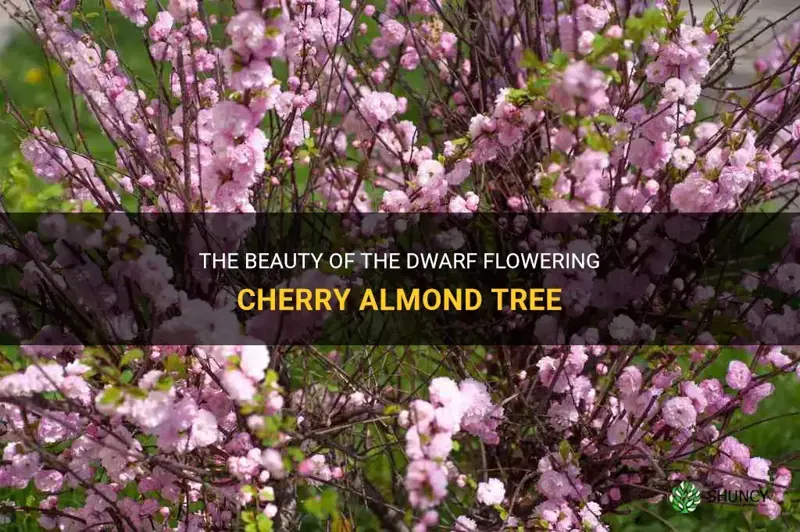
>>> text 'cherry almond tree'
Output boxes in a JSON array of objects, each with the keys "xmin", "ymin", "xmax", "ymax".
[{"xmin": 0, "ymin": 0, "xmax": 799, "ymax": 531}]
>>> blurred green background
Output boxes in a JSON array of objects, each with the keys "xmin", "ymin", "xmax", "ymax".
[{"xmin": 0, "ymin": 6, "xmax": 798, "ymax": 531}]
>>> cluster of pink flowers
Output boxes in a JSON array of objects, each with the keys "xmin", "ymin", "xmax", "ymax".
[
  {"xmin": 518, "ymin": 344, "xmax": 795, "ymax": 526},
  {"xmin": 2, "ymin": 0, "xmax": 800, "ymax": 530},
  {"xmin": 401, "ymin": 377, "xmax": 502, "ymax": 527}
]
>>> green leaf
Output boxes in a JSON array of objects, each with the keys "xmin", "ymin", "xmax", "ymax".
[
  {"xmin": 505, "ymin": 88, "xmax": 531, "ymax": 107},
  {"xmin": 256, "ymin": 514, "xmax": 273, "ymax": 532},
  {"xmin": 286, "ymin": 447, "xmax": 304, "ymax": 462},
  {"xmin": 625, "ymin": 8, "xmax": 668, "ymax": 43},
  {"xmin": 586, "ymin": 133, "xmax": 613, "ymax": 153},
  {"xmin": 321, "ymin": 489, "xmax": 338, "ymax": 515},
  {"xmin": 551, "ymin": 50, "xmax": 569, "ymax": 69},
  {"xmin": 671, "ymin": 10, "xmax": 687, "ymax": 29},
  {"xmin": 537, "ymin": 172, "xmax": 556, "ymax": 199},
  {"xmin": 99, "ymin": 386, "xmax": 122, "ymax": 405},
  {"xmin": 165, "ymin": 354, "xmax": 186, "ymax": 377},
  {"xmin": 155, "ymin": 374, "xmax": 174, "ymax": 391},
  {"xmin": 558, "ymin": 440, "xmax": 572, "ymax": 461},
  {"xmin": 702, "ymin": 10, "xmax": 717, "ymax": 32},
  {"xmin": 497, "ymin": 505, "xmax": 509, "ymax": 520},
  {"xmin": 520, "ymin": 49, "xmax": 542, "ymax": 70},
  {"xmin": 34, "ymin": 108, "xmax": 47, "ymax": 127},
  {"xmin": 528, "ymin": 76, "xmax": 553, "ymax": 96},
  {"xmin": 593, "ymin": 114, "xmax": 617, "ymax": 126},
  {"xmin": 303, "ymin": 489, "xmax": 339, "ymax": 520},
  {"xmin": 383, "ymin": 404, "xmax": 402, "ymax": 415},
  {"xmin": 642, "ymin": 8, "xmax": 668, "ymax": 29},
  {"xmin": 121, "ymin": 349, "xmax": 144, "ymax": 367}
]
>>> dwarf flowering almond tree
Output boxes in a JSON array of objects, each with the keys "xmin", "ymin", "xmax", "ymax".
[{"xmin": 0, "ymin": 0, "xmax": 799, "ymax": 531}]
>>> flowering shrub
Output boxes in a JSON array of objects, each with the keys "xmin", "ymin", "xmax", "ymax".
[{"xmin": 0, "ymin": 0, "xmax": 799, "ymax": 531}]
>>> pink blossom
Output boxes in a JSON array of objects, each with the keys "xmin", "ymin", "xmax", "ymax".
[
  {"xmin": 240, "ymin": 344, "xmax": 270, "ymax": 381},
  {"xmin": 453, "ymin": 516, "xmax": 478, "ymax": 531},
  {"xmin": 168, "ymin": 0, "xmax": 198, "ymax": 21},
  {"xmin": 416, "ymin": 160, "xmax": 445, "ymax": 187},
  {"xmin": 670, "ymin": 174, "xmax": 718, "ymax": 211},
  {"xmin": 382, "ymin": 190, "xmax": 411, "ymax": 212},
  {"xmin": 576, "ymin": 4, "xmax": 610, "ymax": 32},
  {"xmin": 671, "ymin": 147, "xmax": 696, "ymax": 170},
  {"xmin": 111, "ymin": 0, "xmax": 147, "ymax": 26},
  {"xmin": 405, "ymin": 460, "xmax": 449, "ymax": 510},
  {"xmin": 212, "ymin": 101, "xmax": 256, "ymax": 139},
  {"xmin": 746, "ymin": 457, "xmax": 771, "ymax": 486},
  {"xmin": 618, "ymin": 366, "xmax": 642, "ymax": 397},
  {"xmin": 476, "ymin": 477, "xmax": 505, "ymax": 505},
  {"xmin": 188, "ymin": 410, "xmax": 220, "ymax": 450},
  {"xmin": 220, "ymin": 370, "xmax": 257, "ymax": 403},
  {"xmin": 537, "ymin": 470, "xmax": 573, "ymax": 501},
  {"xmin": 459, "ymin": 379, "xmax": 504, "ymax": 445},
  {"xmin": 261, "ymin": 449, "xmax": 285, "ymax": 478},
  {"xmin": 661, "ymin": 397, "xmax": 697, "ymax": 429},
  {"xmin": 758, "ymin": 499, "xmax": 781, "ymax": 520},
  {"xmin": 773, "ymin": 467, "xmax": 792, "ymax": 501},
  {"xmin": 662, "ymin": 78, "xmax": 686, "ymax": 102},
  {"xmin": 33, "ymin": 470, "xmax": 63, "ymax": 492},
  {"xmin": 227, "ymin": 10, "xmax": 285, "ymax": 58},
  {"xmin": 606, "ymin": 419, "xmax": 630, "ymax": 445},
  {"xmin": 358, "ymin": 91, "xmax": 400, "ymax": 127},
  {"xmin": 726, "ymin": 360, "xmax": 752, "ymax": 390},
  {"xmin": 381, "ymin": 19, "xmax": 406, "ymax": 46},
  {"xmin": 608, "ymin": 315, "xmax": 636, "ymax": 341},
  {"xmin": 720, "ymin": 436, "xmax": 751, "ymax": 467},
  {"xmin": 149, "ymin": 12, "xmax": 175, "ymax": 42},
  {"xmin": 401, "ymin": 47, "xmax": 420, "ymax": 70},
  {"xmin": 792, "ymin": 119, "xmax": 800, "ymax": 141},
  {"xmin": 429, "ymin": 377, "xmax": 461, "ymax": 407},
  {"xmin": 742, "ymin": 383, "xmax": 775, "ymax": 415}
]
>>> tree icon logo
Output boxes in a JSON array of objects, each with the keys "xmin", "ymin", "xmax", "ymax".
[{"xmin": 670, "ymin": 481, "xmax": 702, "ymax": 514}]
